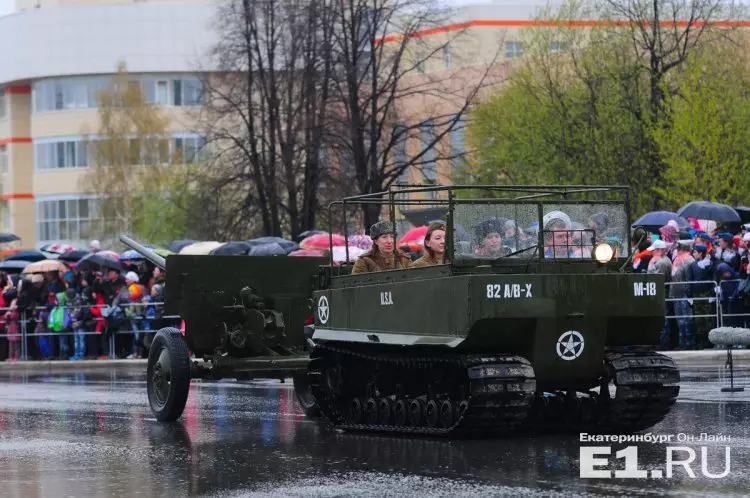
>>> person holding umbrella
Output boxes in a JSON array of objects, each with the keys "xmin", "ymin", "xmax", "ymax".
[{"xmin": 351, "ymin": 221, "xmax": 412, "ymax": 274}]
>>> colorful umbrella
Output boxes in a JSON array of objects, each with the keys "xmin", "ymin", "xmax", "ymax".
[
  {"xmin": 632, "ymin": 211, "xmax": 689, "ymax": 233},
  {"xmin": 39, "ymin": 243, "xmax": 79, "ymax": 255},
  {"xmin": 300, "ymin": 233, "xmax": 346, "ymax": 250},
  {"xmin": 398, "ymin": 226, "xmax": 428, "ymax": 246},
  {"xmin": 332, "ymin": 246, "xmax": 365, "ymax": 263},
  {"xmin": 347, "ymin": 234, "xmax": 372, "ymax": 250},
  {"xmin": 23, "ymin": 259, "xmax": 69, "ymax": 274},
  {"xmin": 153, "ymin": 248, "xmax": 174, "ymax": 257}
]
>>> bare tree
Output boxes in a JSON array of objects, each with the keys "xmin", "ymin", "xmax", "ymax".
[
  {"xmin": 199, "ymin": 0, "xmax": 334, "ymax": 239},
  {"xmin": 324, "ymin": 0, "xmax": 503, "ymax": 227}
]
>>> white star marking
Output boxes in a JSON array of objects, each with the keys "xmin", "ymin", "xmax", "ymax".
[
  {"xmin": 557, "ymin": 331, "xmax": 584, "ymax": 360},
  {"xmin": 317, "ymin": 296, "xmax": 329, "ymax": 324}
]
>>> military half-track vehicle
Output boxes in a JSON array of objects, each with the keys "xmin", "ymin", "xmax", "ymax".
[
  {"xmin": 120, "ymin": 235, "xmax": 326, "ymax": 421},
  {"xmin": 303, "ymin": 185, "xmax": 680, "ymax": 436}
]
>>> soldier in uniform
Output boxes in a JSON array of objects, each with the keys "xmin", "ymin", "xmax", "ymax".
[
  {"xmin": 412, "ymin": 222, "xmax": 448, "ymax": 267},
  {"xmin": 351, "ymin": 220, "xmax": 412, "ymax": 274}
]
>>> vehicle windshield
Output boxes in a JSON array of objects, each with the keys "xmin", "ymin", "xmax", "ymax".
[{"xmin": 452, "ymin": 201, "xmax": 628, "ymax": 262}]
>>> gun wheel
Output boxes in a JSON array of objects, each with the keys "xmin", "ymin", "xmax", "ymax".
[{"xmin": 147, "ymin": 328, "xmax": 191, "ymax": 422}]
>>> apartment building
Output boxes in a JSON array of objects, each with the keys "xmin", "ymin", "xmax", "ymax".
[{"xmin": 0, "ymin": 0, "xmax": 217, "ymax": 248}]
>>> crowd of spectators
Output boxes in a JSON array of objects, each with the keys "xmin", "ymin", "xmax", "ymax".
[
  {"xmin": 632, "ymin": 221, "xmax": 750, "ymax": 350},
  {"xmin": 0, "ymin": 241, "xmax": 171, "ymax": 362}
]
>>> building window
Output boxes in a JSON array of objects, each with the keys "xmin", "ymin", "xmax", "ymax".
[
  {"xmin": 443, "ymin": 46, "xmax": 453, "ymax": 70},
  {"xmin": 2, "ymin": 203, "xmax": 10, "ymax": 232},
  {"xmin": 0, "ymin": 88, "xmax": 5, "ymax": 119},
  {"xmin": 450, "ymin": 115, "xmax": 465, "ymax": 168},
  {"xmin": 415, "ymin": 50, "xmax": 425, "ymax": 73},
  {"xmin": 392, "ymin": 123, "xmax": 409, "ymax": 184},
  {"xmin": 0, "ymin": 145, "xmax": 7, "ymax": 174},
  {"xmin": 33, "ymin": 75, "xmax": 204, "ymax": 113},
  {"xmin": 505, "ymin": 41, "xmax": 523, "ymax": 59},
  {"xmin": 36, "ymin": 196, "xmax": 100, "ymax": 245},
  {"xmin": 419, "ymin": 119, "xmax": 436, "ymax": 182},
  {"xmin": 34, "ymin": 134, "xmax": 206, "ymax": 169}
]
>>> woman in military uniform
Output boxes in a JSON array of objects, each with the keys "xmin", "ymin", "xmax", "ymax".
[
  {"xmin": 351, "ymin": 220, "xmax": 413, "ymax": 274},
  {"xmin": 412, "ymin": 222, "xmax": 448, "ymax": 267}
]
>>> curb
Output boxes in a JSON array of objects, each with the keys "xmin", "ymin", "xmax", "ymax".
[{"xmin": 0, "ymin": 359, "xmax": 147, "ymax": 373}]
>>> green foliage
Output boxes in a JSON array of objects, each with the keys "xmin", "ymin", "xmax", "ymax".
[
  {"xmin": 651, "ymin": 44, "xmax": 750, "ymax": 207},
  {"xmin": 459, "ymin": 0, "xmax": 749, "ymax": 216},
  {"xmin": 79, "ymin": 61, "xmax": 199, "ymax": 246}
]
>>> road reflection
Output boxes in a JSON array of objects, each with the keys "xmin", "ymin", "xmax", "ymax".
[{"xmin": 0, "ymin": 370, "xmax": 748, "ymax": 496}]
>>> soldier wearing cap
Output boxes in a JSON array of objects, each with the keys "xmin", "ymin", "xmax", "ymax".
[
  {"xmin": 670, "ymin": 240, "xmax": 696, "ymax": 350},
  {"xmin": 351, "ymin": 220, "xmax": 412, "ymax": 274},
  {"xmin": 715, "ymin": 232, "xmax": 740, "ymax": 271},
  {"xmin": 646, "ymin": 239, "xmax": 672, "ymax": 348}
]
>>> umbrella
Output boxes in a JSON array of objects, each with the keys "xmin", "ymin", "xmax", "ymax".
[
  {"xmin": 209, "ymin": 242, "xmax": 252, "ymax": 256},
  {"xmin": 734, "ymin": 207, "xmax": 750, "ymax": 224},
  {"xmin": 247, "ymin": 237, "xmax": 298, "ymax": 253},
  {"xmin": 97, "ymin": 250, "xmax": 120, "ymax": 259},
  {"xmin": 153, "ymin": 248, "xmax": 174, "ymax": 257},
  {"xmin": 398, "ymin": 226, "xmax": 428, "ymax": 246},
  {"xmin": 632, "ymin": 211, "xmax": 690, "ymax": 233},
  {"xmin": 119, "ymin": 249, "xmax": 146, "ymax": 261},
  {"xmin": 0, "ymin": 233, "xmax": 20, "ymax": 243},
  {"xmin": 22, "ymin": 259, "xmax": 69, "ymax": 274},
  {"xmin": 347, "ymin": 234, "xmax": 373, "ymax": 250},
  {"xmin": 295, "ymin": 230, "xmax": 326, "ymax": 242},
  {"xmin": 249, "ymin": 243, "xmax": 287, "ymax": 256},
  {"xmin": 332, "ymin": 246, "xmax": 365, "ymax": 263},
  {"xmin": 300, "ymin": 233, "xmax": 346, "ymax": 250},
  {"xmin": 76, "ymin": 252, "xmax": 123, "ymax": 272},
  {"xmin": 0, "ymin": 248, "xmax": 21, "ymax": 259},
  {"xmin": 168, "ymin": 239, "xmax": 197, "ymax": 253},
  {"xmin": 0, "ymin": 260, "xmax": 31, "ymax": 273},
  {"xmin": 7, "ymin": 250, "xmax": 47, "ymax": 262},
  {"xmin": 677, "ymin": 201, "xmax": 741, "ymax": 223},
  {"xmin": 179, "ymin": 241, "xmax": 223, "ymax": 255},
  {"xmin": 288, "ymin": 249, "xmax": 327, "ymax": 257},
  {"xmin": 58, "ymin": 249, "xmax": 90, "ymax": 263},
  {"xmin": 39, "ymin": 243, "xmax": 78, "ymax": 256}
]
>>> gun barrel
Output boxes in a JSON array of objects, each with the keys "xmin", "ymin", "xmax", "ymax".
[{"xmin": 119, "ymin": 234, "xmax": 167, "ymax": 270}]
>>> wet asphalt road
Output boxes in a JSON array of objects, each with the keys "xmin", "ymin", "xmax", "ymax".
[{"xmin": 1, "ymin": 367, "xmax": 750, "ymax": 497}]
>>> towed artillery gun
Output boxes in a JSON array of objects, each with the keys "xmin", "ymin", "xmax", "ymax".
[
  {"xmin": 128, "ymin": 184, "xmax": 680, "ymax": 436},
  {"xmin": 120, "ymin": 235, "xmax": 325, "ymax": 421}
]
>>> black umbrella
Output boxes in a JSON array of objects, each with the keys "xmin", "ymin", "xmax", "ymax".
[
  {"xmin": 76, "ymin": 252, "xmax": 123, "ymax": 272},
  {"xmin": 168, "ymin": 239, "xmax": 197, "ymax": 253},
  {"xmin": 0, "ymin": 260, "xmax": 31, "ymax": 273},
  {"xmin": 6, "ymin": 250, "xmax": 46, "ymax": 262},
  {"xmin": 632, "ymin": 211, "xmax": 690, "ymax": 233},
  {"xmin": 209, "ymin": 241, "xmax": 252, "ymax": 256},
  {"xmin": 734, "ymin": 207, "xmax": 750, "ymax": 225},
  {"xmin": 677, "ymin": 201, "xmax": 741, "ymax": 223},
  {"xmin": 0, "ymin": 233, "xmax": 20, "ymax": 243},
  {"xmin": 58, "ymin": 249, "xmax": 91, "ymax": 263}
]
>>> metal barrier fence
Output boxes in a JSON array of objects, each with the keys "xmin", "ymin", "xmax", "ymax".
[{"xmin": 0, "ymin": 302, "xmax": 178, "ymax": 361}]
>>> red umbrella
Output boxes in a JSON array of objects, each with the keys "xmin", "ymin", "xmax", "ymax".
[
  {"xmin": 398, "ymin": 226, "xmax": 428, "ymax": 246},
  {"xmin": 299, "ymin": 233, "xmax": 346, "ymax": 250},
  {"xmin": 288, "ymin": 249, "xmax": 327, "ymax": 257}
]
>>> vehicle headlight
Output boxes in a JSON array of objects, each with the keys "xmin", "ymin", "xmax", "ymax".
[{"xmin": 594, "ymin": 243, "xmax": 614, "ymax": 264}]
